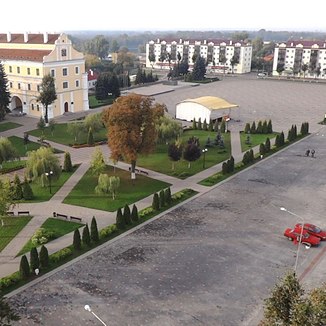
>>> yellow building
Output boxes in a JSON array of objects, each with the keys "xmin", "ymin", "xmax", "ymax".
[{"xmin": 0, "ymin": 32, "xmax": 89, "ymax": 118}]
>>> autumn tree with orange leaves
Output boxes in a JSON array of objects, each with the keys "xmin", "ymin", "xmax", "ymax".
[{"xmin": 102, "ymin": 93, "xmax": 165, "ymax": 179}]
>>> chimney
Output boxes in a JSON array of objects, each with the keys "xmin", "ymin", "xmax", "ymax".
[
  {"xmin": 157, "ymin": 38, "xmax": 160, "ymax": 43},
  {"xmin": 204, "ymin": 40, "xmax": 207, "ymax": 45},
  {"xmin": 6, "ymin": 32, "xmax": 11, "ymax": 42},
  {"xmin": 43, "ymin": 32, "xmax": 48, "ymax": 43},
  {"xmin": 24, "ymin": 32, "xmax": 28, "ymax": 43},
  {"xmin": 179, "ymin": 38, "xmax": 182, "ymax": 44},
  {"xmin": 230, "ymin": 40, "xmax": 232, "ymax": 45}
]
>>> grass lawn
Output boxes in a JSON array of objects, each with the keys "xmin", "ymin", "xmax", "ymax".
[
  {"xmin": 0, "ymin": 122, "xmax": 22, "ymax": 132},
  {"xmin": 240, "ymin": 132, "xmax": 278, "ymax": 152},
  {"xmin": 0, "ymin": 216, "xmax": 32, "ymax": 252},
  {"xmin": 8, "ymin": 136, "xmax": 42, "ymax": 156},
  {"xmin": 17, "ymin": 217, "xmax": 84, "ymax": 256},
  {"xmin": 88, "ymin": 95, "xmax": 114, "ymax": 108},
  {"xmin": 64, "ymin": 165, "xmax": 171, "ymax": 212},
  {"xmin": 28, "ymin": 123, "xmax": 107, "ymax": 146},
  {"xmin": 21, "ymin": 166, "xmax": 78, "ymax": 202},
  {"xmin": 137, "ymin": 130, "xmax": 231, "ymax": 179}
]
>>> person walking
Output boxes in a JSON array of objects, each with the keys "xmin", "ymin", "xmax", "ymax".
[
  {"xmin": 311, "ymin": 149, "xmax": 315, "ymax": 158},
  {"xmin": 305, "ymin": 149, "xmax": 310, "ymax": 157}
]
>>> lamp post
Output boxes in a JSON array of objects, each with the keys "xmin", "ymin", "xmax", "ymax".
[
  {"xmin": 84, "ymin": 305, "xmax": 107, "ymax": 326},
  {"xmin": 45, "ymin": 170, "xmax": 53, "ymax": 194},
  {"xmin": 202, "ymin": 148, "xmax": 208, "ymax": 169},
  {"xmin": 280, "ymin": 207, "xmax": 305, "ymax": 272}
]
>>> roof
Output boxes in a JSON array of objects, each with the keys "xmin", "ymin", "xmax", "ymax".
[
  {"xmin": 178, "ymin": 96, "xmax": 238, "ymax": 111},
  {"xmin": 277, "ymin": 40, "xmax": 326, "ymax": 48},
  {"xmin": 0, "ymin": 48, "xmax": 52, "ymax": 62},
  {"xmin": 0, "ymin": 33, "xmax": 60, "ymax": 44},
  {"xmin": 87, "ymin": 69, "xmax": 100, "ymax": 81}
]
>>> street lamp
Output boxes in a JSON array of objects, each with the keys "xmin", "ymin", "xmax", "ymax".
[
  {"xmin": 45, "ymin": 170, "xmax": 53, "ymax": 194},
  {"xmin": 202, "ymin": 148, "xmax": 208, "ymax": 168},
  {"xmin": 280, "ymin": 207, "xmax": 305, "ymax": 272},
  {"xmin": 84, "ymin": 305, "xmax": 107, "ymax": 326}
]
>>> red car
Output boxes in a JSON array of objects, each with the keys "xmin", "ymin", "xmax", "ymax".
[
  {"xmin": 294, "ymin": 223, "xmax": 326, "ymax": 240},
  {"xmin": 284, "ymin": 228, "xmax": 321, "ymax": 248}
]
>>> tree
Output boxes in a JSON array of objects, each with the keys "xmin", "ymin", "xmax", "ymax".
[
  {"xmin": 67, "ymin": 121, "xmax": 84, "ymax": 143},
  {"xmin": 123, "ymin": 205, "xmax": 131, "ymax": 225},
  {"xmin": 19, "ymin": 255, "xmax": 30, "ymax": 280},
  {"xmin": 152, "ymin": 192, "xmax": 160, "ymax": 211},
  {"xmin": 116, "ymin": 207, "xmax": 125, "ymax": 229},
  {"xmin": 84, "ymin": 113, "xmax": 103, "ymax": 135},
  {"xmin": 48, "ymin": 119, "xmax": 56, "ymax": 136},
  {"xmin": 156, "ymin": 116, "xmax": 183, "ymax": 144},
  {"xmin": 159, "ymin": 189, "xmax": 165, "ymax": 207},
  {"xmin": 244, "ymin": 123, "xmax": 251, "ymax": 133},
  {"xmin": 131, "ymin": 204, "xmax": 139, "ymax": 222},
  {"xmin": 148, "ymin": 52, "xmax": 156, "ymax": 69},
  {"xmin": 0, "ymin": 137, "xmax": 19, "ymax": 169},
  {"xmin": 12, "ymin": 174, "xmax": 23, "ymax": 200},
  {"xmin": 0, "ymin": 295, "xmax": 20, "ymax": 325},
  {"xmin": 73, "ymin": 228, "xmax": 81, "ymax": 251},
  {"xmin": 0, "ymin": 62, "xmax": 10, "ymax": 121},
  {"xmin": 82, "ymin": 224, "xmax": 91, "ymax": 247},
  {"xmin": 39, "ymin": 245, "xmax": 49, "ymax": 268},
  {"xmin": 37, "ymin": 74, "xmax": 57, "ymax": 124},
  {"xmin": 262, "ymin": 271, "xmax": 303, "ymax": 325},
  {"xmin": 183, "ymin": 142, "xmax": 201, "ymax": 168},
  {"xmin": 192, "ymin": 56, "xmax": 206, "ymax": 81},
  {"xmin": 90, "ymin": 147, "xmax": 106, "ymax": 176},
  {"xmin": 63, "ymin": 151, "xmax": 73, "ymax": 172},
  {"xmin": 30, "ymin": 247, "xmax": 40, "ymax": 273},
  {"xmin": 165, "ymin": 187, "xmax": 172, "ymax": 205},
  {"xmin": 22, "ymin": 176, "xmax": 34, "ymax": 200},
  {"xmin": 102, "ymin": 94, "xmax": 165, "ymax": 178},
  {"xmin": 87, "ymin": 127, "xmax": 94, "ymax": 146},
  {"xmin": 168, "ymin": 142, "xmax": 183, "ymax": 170},
  {"xmin": 259, "ymin": 143, "xmax": 266, "ymax": 156},
  {"xmin": 265, "ymin": 138, "xmax": 271, "ymax": 153},
  {"xmin": 0, "ymin": 179, "xmax": 14, "ymax": 216},
  {"xmin": 25, "ymin": 147, "xmax": 61, "ymax": 187},
  {"xmin": 90, "ymin": 217, "xmax": 99, "ymax": 243}
]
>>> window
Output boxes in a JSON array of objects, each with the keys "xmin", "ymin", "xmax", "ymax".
[
  {"xmin": 9, "ymin": 66, "xmax": 12, "ymax": 73},
  {"xmin": 75, "ymin": 66, "xmax": 79, "ymax": 74},
  {"xmin": 31, "ymin": 104, "xmax": 34, "ymax": 110},
  {"xmin": 36, "ymin": 68, "xmax": 40, "ymax": 76},
  {"xmin": 63, "ymin": 81, "xmax": 68, "ymax": 89},
  {"xmin": 27, "ymin": 68, "xmax": 30, "ymax": 75},
  {"xmin": 9, "ymin": 82, "xmax": 12, "ymax": 88},
  {"xmin": 18, "ymin": 83, "xmax": 21, "ymax": 89},
  {"xmin": 51, "ymin": 69, "xmax": 55, "ymax": 77},
  {"xmin": 75, "ymin": 80, "xmax": 79, "ymax": 87},
  {"xmin": 62, "ymin": 68, "xmax": 68, "ymax": 76},
  {"xmin": 61, "ymin": 49, "xmax": 67, "ymax": 57},
  {"xmin": 37, "ymin": 105, "xmax": 40, "ymax": 111},
  {"xmin": 17, "ymin": 67, "xmax": 20, "ymax": 74},
  {"xmin": 28, "ymin": 84, "xmax": 31, "ymax": 90},
  {"xmin": 37, "ymin": 85, "xmax": 40, "ymax": 92}
]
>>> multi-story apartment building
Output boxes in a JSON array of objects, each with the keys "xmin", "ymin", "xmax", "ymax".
[
  {"xmin": 146, "ymin": 38, "xmax": 252, "ymax": 74},
  {"xmin": 0, "ymin": 32, "xmax": 89, "ymax": 119},
  {"xmin": 272, "ymin": 40, "xmax": 326, "ymax": 79}
]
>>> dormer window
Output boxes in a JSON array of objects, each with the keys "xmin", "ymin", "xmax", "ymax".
[{"xmin": 61, "ymin": 49, "xmax": 67, "ymax": 57}]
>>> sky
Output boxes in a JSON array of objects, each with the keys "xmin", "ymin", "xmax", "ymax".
[{"xmin": 1, "ymin": 0, "xmax": 326, "ymax": 33}]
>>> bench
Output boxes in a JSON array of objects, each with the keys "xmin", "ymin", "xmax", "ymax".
[
  {"xmin": 70, "ymin": 216, "xmax": 83, "ymax": 223},
  {"xmin": 55, "ymin": 213, "xmax": 69, "ymax": 220},
  {"xmin": 128, "ymin": 167, "xmax": 149, "ymax": 175},
  {"xmin": 6, "ymin": 211, "xmax": 15, "ymax": 216},
  {"xmin": 17, "ymin": 211, "xmax": 30, "ymax": 216}
]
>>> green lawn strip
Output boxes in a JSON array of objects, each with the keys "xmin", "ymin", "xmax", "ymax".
[
  {"xmin": 17, "ymin": 218, "xmax": 84, "ymax": 256},
  {"xmin": 88, "ymin": 95, "xmax": 114, "ymax": 108},
  {"xmin": 0, "ymin": 122, "xmax": 22, "ymax": 132},
  {"xmin": 0, "ymin": 216, "xmax": 32, "ymax": 252},
  {"xmin": 28, "ymin": 123, "xmax": 107, "ymax": 146},
  {"xmin": 0, "ymin": 160, "xmax": 26, "ymax": 174},
  {"xmin": 137, "ymin": 130, "xmax": 231, "ymax": 179},
  {"xmin": 0, "ymin": 188, "xmax": 197, "ymax": 295},
  {"xmin": 8, "ymin": 135, "xmax": 42, "ymax": 156},
  {"xmin": 63, "ymin": 165, "xmax": 171, "ymax": 211},
  {"xmin": 240, "ymin": 132, "xmax": 278, "ymax": 152},
  {"xmin": 20, "ymin": 166, "xmax": 79, "ymax": 203},
  {"xmin": 199, "ymin": 135, "xmax": 309, "ymax": 186}
]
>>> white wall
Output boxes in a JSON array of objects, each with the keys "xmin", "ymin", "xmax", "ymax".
[{"xmin": 176, "ymin": 102, "xmax": 211, "ymax": 122}]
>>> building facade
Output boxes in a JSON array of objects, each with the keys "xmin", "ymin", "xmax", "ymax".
[
  {"xmin": 0, "ymin": 32, "xmax": 89, "ymax": 119},
  {"xmin": 272, "ymin": 40, "xmax": 326, "ymax": 79},
  {"xmin": 145, "ymin": 38, "xmax": 252, "ymax": 74}
]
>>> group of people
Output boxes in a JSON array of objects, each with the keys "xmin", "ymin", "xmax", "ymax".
[{"xmin": 305, "ymin": 149, "xmax": 316, "ymax": 157}]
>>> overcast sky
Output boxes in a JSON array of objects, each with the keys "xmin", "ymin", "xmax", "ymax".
[{"xmin": 1, "ymin": 0, "xmax": 326, "ymax": 33}]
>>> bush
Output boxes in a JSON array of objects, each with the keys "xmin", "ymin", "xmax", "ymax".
[
  {"xmin": 73, "ymin": 228, "xmax": 81, "ymax": 251},
  {"xmin": 123, "ymin": 205, "xmax": 131, "ymax": 225},
  {"xmin": 139, "ymin": 207, "xmax": 154, "ymax": 218},
  {"xmin": 82, "ymin": 224, "xmax": 91, "ymax": 247},
  {"xmin": 159, "ymin": 189, "xmax": 165, "ymax": 207},
  {"xmin": 265, "ymin": 138, "xmax": 271, "ymax": 153},
  {"xmin": 12, "ymin": 174, "xmax": 23, "ymax": 200},
  {"xmin": 0, "ymin": 272, "xmax": 20, "ymax": 291},
  {"xmin": 31, "ymin": 228, "xmax": 56, "ymax": 246},
  {"xmin": 22, "ymin": 176, "xmax": 34, "ymax": 200},
  {"xmin": 259, "ymin": 143, "xmax": 266, "ymax": 156},
  {"xmin": 87, "ymin": 127, "xmax": 94, "ymax": 146},
  {"xmin": 116, "ymin": 208, "xmax": 125, "ymax": 230},
  {"xmin": 39, "ymin": 245, "xmax": 49, "ymax": 269},
  {"xmin": 63, "ymin": 151, "xmax": 73, "ymax": 172},
  {"xmin": 50, "ymin": 248, "xmax": 73, "ymax": 263},
  {"xmin": 99, "ymin": 224, "xmax": 117, "ymax": 239},
  {"xmin": 164, "ymin": 188, "xmax": 172, "ymax": 205},
  {"xmin": 222, "ymin": 162, "xmax": 228, "ymax": 175},
  {"xmin": 131, "ymin": 204, "xmax": 139, "ymax": 222},
  {"xmin": 19, "ymin": 255, "xmax": 30, "ymax": 280},
  {"xmin": 152, "ymin": 192, "xmax": 160, "ymax": 211},
  {"xmin": 30, "ymin": 247, "xmax": 39, "ymax": 273},
  {"xmin": 90, "ymin": 216, "xmax": 99, "ymax": 243}
]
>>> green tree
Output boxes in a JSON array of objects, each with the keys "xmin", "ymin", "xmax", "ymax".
[
  {"xmin": 48, "ymin": 119, "xmax": 56, "ymax": 136},
  {"xmin": 250, "ymin": 121, "xmax": 256, "ymax": 134},
  {"xmin": 156, "ymin": 116, "xmax": 183, "ymax": 144},
  {"xmin": 259, "ymin": 143, "xmax": 266, "ymax": 156},
  {"xmin": 203, "ymin": 119, "xmax": 208, "ymax": 131},
  {"xmin": 87, "ymin": 127, "xmax": 94, "ymax": 146},
  {"xmin": 12, "ymin": 174, "xmax": 23, "ymax": 200},
  {"xmin": 73, "ymin": 228, "xmax": 81, "ymax": 251},
  {"xmin": 84, "ymin": 112, "xmax": 103, "ymax": 135},
  {"xmin": 214, "ymin": 119, "xmax": 219, "ymax": 132},
  {"xmin": 159, "ymin": 189, "xmax": 165, "ymax": 207},
  {"xmin": 0, "ymin": 62, "xmax": 10, "ymax": 121},
  {"xmin": 168, "ymin": 142, "xmax": 183, "ymax": 170},
  {"xmin": 208, "ymin": 119, "xmax": 213, "ymax": 132},
  {"xmin": 192, "ymin": 55, "xmax": 206, "ymax": 81},
  {"xmin": 63, "ymin": 151, "xmax": 73, "ymax": 172},
  {"xmin": 131, "ymin": 204, "xmax": 139, "ymax": 222},
  {"xmin": 22, "ymin": 176, "xmax": 34, "ymax": 200},
  {"xmin": 25, "ymin": 147, "xmax": 61, "ymax": 187},
  {"xmin": 148, "ymin": 52, "xmax": 156, "ymax": 69},
  {"xmin": 267, "ymin": 120, "xmax": 273, "ymax": 133},
  {"xmin": 152, "ymin": 192, "xmax": 160, "ymax": 211},
  {"xmin": 19, "ymin": 255, "xmax": 30, "ymax": 280},
  {"xmin": 0, "ymin": 137, "xmax": 19, "ymax": 169},
  {"xmin": 220, "ymin": 119, "xmax": 226, "ymax": 133},
  {"xmin": 95, "ymin": 174, "xmax": 120, "ymax": 200},
  {"xmin": 197, "ymin": 118, "xmax": 202, "ymax": 130},
  {"xmin": 30, "ymin": 247, "xmax": 39, "ymax": 273},
  {"xmin": 123, "ymin": 205, "xmax": 131, "ymax": 225},
  {"xmin": 0, "ymin": 179, "xmax": 14, "ymax": 216},
  {"xmin": 90, "ymin": 148, "xmax": 106, "ymax": 176},
  {"xmin": 256, "ymin": 120, "xmax": 263, "ymax": 134},
  {"xmin": 116, "ymin": 207, "xmax": 125, "ymax": 229},
  {"xmin": 39, "ymin": 245, "xmax": 49, "ymax": 269},
  {"xmin": 90, "ymin": 216, "xmax": 99, "ymax": 243},
  {"xmin": 192, "ymin": 118, "xmax": 197, "ymax": 130},
  {"xmin": 0, "ymin": 295, "xmax": 20, "ymax": 325},
  {"xmin": 67, "ymin": 121, "xmax": 84, "ymax": 143},
  {"xmin": 183, "ymin": 142, "xmax": 201, "ymax": 168},
  {"xmin": 37, "ymin": 74, "xmax": 57, "ymax": 124},
  {"xmin": 265, "ymin": 137, "xmax": 271, "ymax": 153},
  {"xmin": 222, "ymin": 162, "xmax": 228, "ymax": 175},
  {"xmin": 82, "ymin": 224, "xmax": 91, "ymax": 247},
  {"xmin": 165, "ymin": 187, "xmax": 172, "ymax": 205}
]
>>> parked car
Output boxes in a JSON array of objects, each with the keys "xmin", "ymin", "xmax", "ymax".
[
  {"xmin": 284, "ymin": 228, "xmax": 321, "ymax": 248},
  {"xmin": 295, "ymin": 223, "xmax": 326, "ymax": 240}
]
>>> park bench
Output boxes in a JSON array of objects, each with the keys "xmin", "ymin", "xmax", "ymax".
[
  {"xmin": 54, "ymin": 212, "xmax": 69, "ymax": 220},
  {"xmin": 17, "ymin": 211, "xmax": 30, "ymax": 216},
  {"xmin": 70, "ymin": 216, "xmax": 83, "ymax": 223},
  {"xmin": 6, "ymin": 211, "xmax": 15, "ymax": 216}
]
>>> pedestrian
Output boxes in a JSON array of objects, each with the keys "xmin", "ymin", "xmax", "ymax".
[
  {"xmin": 311, "ymin": 149, "xmax": 315, "ymax": 158},
  {"xmin": 305, "ymin": 149, "xmax": 310, "ymax": 157}
]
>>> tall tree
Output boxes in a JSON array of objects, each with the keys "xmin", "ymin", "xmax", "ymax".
[
  {"xmin": 0, "ymin": 179, "xmax": 14, "ymax": 216},
  {"xmin": 168, "ymin": 142, "xmax": 183, "ymax": 170},
  {"xmin": 90, "ymin": 217, "xmax": 99, "ymax": 243},
  {"xmin": 102, "ymin": 94, "xmax": 165, "ymax": 178},
  {"xmin": 156, "ymin": 116, "xmax": 183, "ymax": 144},
  {"xmin": 90, "ymin": 148, "xmax": 106, "ymax": 176},
  {"xmin": 192, "ymin": 56, "xmax": 206, "ymax": 81},
  {"xmin": 0, "ymin": 62, "xmax": 10, "ymax": 121},
  {"xmin": 0, "ymin": 137, "xmax": 19, "ymax": 168},
  {"xmin": 183, "ymin": 142, "xmax": 201, "ymax": 168},
  {"xmin": 37, "ymin": 74, "xmax": 57, "ymax": 124}
]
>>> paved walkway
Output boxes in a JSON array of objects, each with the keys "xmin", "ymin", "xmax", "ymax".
[{"xmin": 0, "ymin": 114, "xmax": 261, "ymax": 279}]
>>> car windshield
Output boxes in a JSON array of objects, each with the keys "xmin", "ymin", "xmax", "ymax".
[{"xmin": 311, "ymin": 226, "xmax": 321, "ymax": 233}]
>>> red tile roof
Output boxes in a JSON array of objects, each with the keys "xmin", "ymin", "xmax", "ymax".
[
  {"xmin": 0, "ymin": 48, "xmax": 52, "ymax": 62},
  {"xmin": 0, "ymin": 33, "xmax": 60, "ymax": 44},
  {"xmin": 278, "ymin": 40, "xmax": 326, "ymax": 48},
  {"xmin": 87, "ymin": 69, "xmax": 99, "ymax": 81}
]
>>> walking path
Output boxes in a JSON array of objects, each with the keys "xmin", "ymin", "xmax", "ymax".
[{"xmin": 0, "ymin": 115, "xmax": 257, "ymax": 279}]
